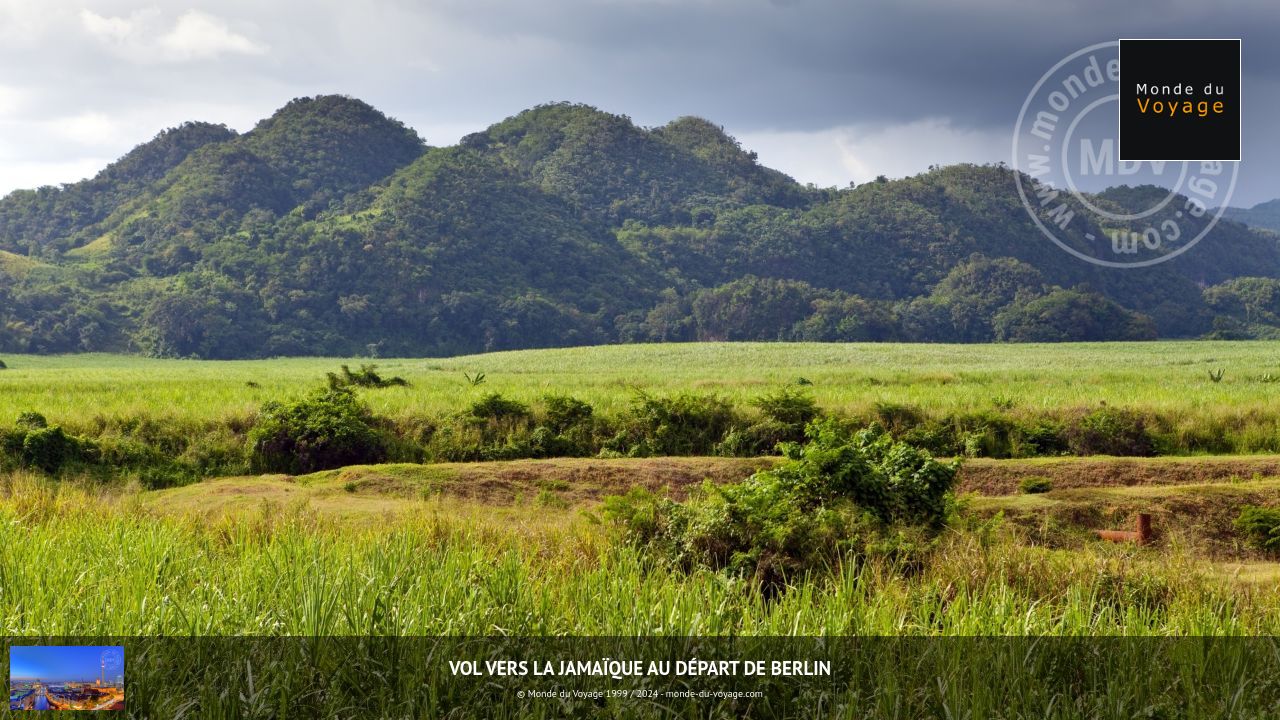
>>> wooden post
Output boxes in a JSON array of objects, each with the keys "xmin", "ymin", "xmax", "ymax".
[{"xmin": 1135, "ymin": 513, "xmax": 1152, "ymax": 545}]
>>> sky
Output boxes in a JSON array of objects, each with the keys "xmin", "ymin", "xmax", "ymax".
[
  {"xmin": 1, "ymin": 0, "xmax": 1277, "ymax": 206},
  {"xmin": 9, "ymin": 645, "xmax": 122, "ymax": 683}
]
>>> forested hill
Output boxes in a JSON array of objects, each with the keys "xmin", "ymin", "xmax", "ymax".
[
  {"xmin": 2, "ymin": 95, "xmax": 1280, "ymax": 358},
  {"xmin": 1223, "ymin": 199, "xmax": 1280, "ymax": 234}
]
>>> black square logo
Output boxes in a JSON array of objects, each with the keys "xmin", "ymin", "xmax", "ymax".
[{"xmin": 1119, "ymin": 39, "xmax": 1240, "ymax": 161}]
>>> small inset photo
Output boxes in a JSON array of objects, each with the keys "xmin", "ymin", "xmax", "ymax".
[{"xmin": 9, "ymin": 646, "xmax": 125, "ymax": 711}]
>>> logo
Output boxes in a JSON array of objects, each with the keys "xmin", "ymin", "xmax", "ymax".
[{"xmin": 1012, "ymin": 41, "xmax": 1238, "ymax": 268}]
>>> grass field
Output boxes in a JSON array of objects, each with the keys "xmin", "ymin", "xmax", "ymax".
[
  {"xmin": 2, "ymin": 466, "xmax": 1278, "ymax": 637},
  {"xmin": 3, "ymin": 341, "xmax": 1280, "ymax": 427},
  {"xmin": 1, "ymin": 343, "xmax": 1279, "ymax": 645}
]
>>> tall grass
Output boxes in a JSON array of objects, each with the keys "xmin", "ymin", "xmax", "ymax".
[
  {"xmin": 2, "ymin": 341, "xmax": 1280, "ymax": 425},
  {"xmin": 1, "ymin": 473, "xmax": 1275, "ymax": 638},
  {"xmin": 5, "ymin": 340, "xmax": 1280, "ymax": 481}
]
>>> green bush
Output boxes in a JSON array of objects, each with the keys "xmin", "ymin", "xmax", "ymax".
[
  {"xmin": 1065, "ymin": 406, "xmax": 1155, "ymax": 456},
  {"xmin": 1234, "ymin": 506, "xmax": 1280, "ymax": 555},
  {"xmin": 718, "ymin": 387, "xmax": 821, "ymax": 455},
  {"xmin": 607, "ymin": 391, "xmax": 740, "ymax": 457},
  {"xmin": 0, "ymin": 428, "xmax": 23, "ymax": 464},
  {"xmin": 249, "ymin": 389, "xmax": 390, "ymax": 474},
  {"xmin": 716, "ymin": 419, "xmax": 796, "ymax": 457},
  {"xmin": 1019, "ymin": 476, "xmax": 1053, "ymax": 494},
  {"xmin": 542, "ymin": 395, "xmax": 593, "ymax": 433},
  {"xmin": 21, "ymin": 425, "xmax": 94, "ymax": 474},
  {"xmin": 1017, "ymin": 418, "xmax": 1067, "ymax": 456},
  {"xmin": 468, "ymin": 393, "xmax": 531, "ymax": 422},
  {"xmin": 604, "ymin": 420, "xmax": 959, "ymax": 592},
  {"xmin": 16, "ymin": 411, "xmax": 47, "ymax": 430},
  {"xmin": 326, "ymin": 364, "xmax": 408, "ymax": 390},
  {"xmin": 752, "ymin": 387, "xmax": 819, "ymax": 428},
  {"xmin": 872, "ymin": 402, "xmax": 925, "ymax": 434},
  {"xmin": 1, "ymin": 412, "xmax": 97, "ymax": 475},
  {"xmin": 952, "ymin": 411, "xmax": 1018, "ymax": 458}
]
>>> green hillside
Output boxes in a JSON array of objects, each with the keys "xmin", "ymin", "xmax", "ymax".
[
  {"xmin": 2, "ymin": 97, "xmax": 1279, "ymax": 357},
  {"xmin": 1223, "ymin": 198, "xmax": 1280, "ymax": 233}
]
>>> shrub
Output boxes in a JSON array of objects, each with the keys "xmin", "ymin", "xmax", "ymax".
[
  {"xmin": 536, "ymin": 488, "xmax": 570, "ymax": 509},
  {"xmin": 604, "ymin": 420, "xmax": 959, "ymax": 592},
  {"xmin": 1064, "ymin": 406, "xmax": 1155, "ymax": 456},
  {"xmin": 1234, "ymin": 506, "xmax": 1280, "ymax": 555},
  {"xmin": 523, "ymin": 426, "xmax": 577, "ymax": 459},
  {"xmin": 249, "ymin": 389, "xmax": 389, "ymax": 474},
  {"xmin": 608, "ymin": 392, "xmax": 739, "ymax": 457},
  {"xmin": 952, "ymin": 412, "xmax": 1018, "ymax": 458},
  {"xmin": 1017, "ymin": 418, "xmax": 1067, "ymax": 456},
  {"xmin": 716, "ymin": 419, "xmax": 796, "ymax": 457},
  {"xmin": 21, "ymin": 426, "xmax": 94, "ymax": 474},
  {"xmin": 326, "ymin": 364, "xmax": 408, "ymax": 390},
  {"xmin": 468, "ymin": 393, "xmax": 531, "ymax": 422},
  {"xmin": 752, "ymin": 387, "xmax": 819, "ymax": 428},
  {"xmin": 16, "ymin": 411, "xmax": 47, "ymax": 430},
  {"xmin": 542, "ymin": 395, "xmax": 593, "ymax": 434},
  {"xmin": 0, "ymin": 359, "xmax": 7, "ymax": 369},
  {"xmin": 0, "ymin": 428, "xmax": 23, "ymax": 464},
  {"xmin": 718, "ymin": 387, "xmax": 822, "ymax": 455},
  {"xmin": 872, "ymin": 402, "xmax": 925, "ymax": 434},
  {"xmin": 1019, "ymin": 476, "xmax": 1053, "ymax": 494}
]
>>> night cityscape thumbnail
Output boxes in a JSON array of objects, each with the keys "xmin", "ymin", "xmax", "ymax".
[{"xmin": 9, "ymin": 646, "xmax": 124, "ymax": 711}]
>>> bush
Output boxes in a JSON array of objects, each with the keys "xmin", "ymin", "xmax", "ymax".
[
  {"xmin": 21, "ymin": 426, "xmax": 94, "ymax": 474},
  {"xmin": 249, "ymin": 389, "xmax": 390, "ymax": 474},
  {"xmin": 326, "ymin": 364, "xmax": 408, "ymax": 390},
  {"xmin": 1017, "ymin": 418, "xmax": 1068, "ymax": 456},
  {"xmin": 718, "ymin": 387, "xmax": 822, "ymax": 455},
  {"xmin": 0, "ymin": 359, "xmax": 7, "ymax": 369},
  {"xmin": 542, "ymin": 395, "xmax": 593, "ymax": 434},
  {"xmin": 1, "ymin": 412, "xmax": 96, "ymax": 475},
  {"xmin": 16, "ymin": 411, "xmax": 47, "ymax": 430},
  {"xmin": 716, "ymin": 419, "xmax": 796, "ymax": 457},
  {"xmin": 1064, "ymin": 406, "xmax": 1155, "ymax": 456},
  {"xmin": 1234, "ymin": 506, "xmax": 1280, "ymax": 555},
  {"xmin": 607, "ymin": 392, "xmax": 740, "ymax": 457},
  {"xmin": 872, "ymin": 402, "xmax": 925, "ymax": 434},
  {"xmin": 468, "ymin": 393, "xmax": 531, "ymax": 422},
  {"xmin": 0, "ymin": 428, "xmax": 23, "ymax": 464},
  {"xmin": 1019, "ymin": 476, "xmax": 1053, "ymax": 494},
  {"xmin": 752, "ymin": 387, "xmax": 819, "ymax": 428},
  {"xmin": 604, "ymin": 420, "xmax": 959, "ymax": 592}
]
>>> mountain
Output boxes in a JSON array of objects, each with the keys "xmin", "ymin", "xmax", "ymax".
[
  {"xmin": 0, "ymin": 121, "xmax": 236, "ymax": 255},
  {"xmin": 1222, "ymin": 199, "xmax": 1280, "ymax": 234},
  {"xmin": 2, "ymin": 96, "xmax": 1279, "ymax": 357}
]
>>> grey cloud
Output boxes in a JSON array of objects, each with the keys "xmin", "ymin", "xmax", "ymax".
[{"xmin": 0, "ymin": 0, "xmax": 1276, "ymax": 203}]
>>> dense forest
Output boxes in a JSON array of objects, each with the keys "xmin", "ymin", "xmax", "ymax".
[{"xmin": 2, "ymin": 95, "xmax": 1280, "ymax": 358}]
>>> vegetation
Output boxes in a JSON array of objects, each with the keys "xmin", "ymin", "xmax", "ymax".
[
  {"xmin": 0, "ymin": 345, "xmax": 1278, "ymax": 715},
  {"xmin": 326, "ymin": 363, "xmax": 408, "ymax": 390},
  {"xmin": 1234, "ymin": 506, "xmax": 1280, "ymax": 555},
  {"xmin": 1018, "ymin": 476, "xmax": 1053, "ymax": 494},
  {"xmin": 1223, "ymin": 198, "xmax": 1280, "ymax": 233},
  {"xmin": 5, "ymin": 98, "xmax": 1280, "ymax": 357},
  {"xmin": 7, "ymin": 343, "xmax": 1280, "ymax": 486},
  {"xmin": 248, "ymin": 389, "xmax": 394, "ymax": 474},
  {"xmin": 605, "ymin": 420, "xmax": 957, "ymax": 591},
  {"xmin": 0, "ymin": 469, "xmax": 1277, "ymax": 639}
]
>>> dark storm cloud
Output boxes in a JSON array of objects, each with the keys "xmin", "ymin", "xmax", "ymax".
[
  {"xmin": 1, "ymin": 0, "xmax": 1276, "ymax": 203},
  {"xmin": 407, "ymin": 0, "xmax": 1280, "ymax": 130}
]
